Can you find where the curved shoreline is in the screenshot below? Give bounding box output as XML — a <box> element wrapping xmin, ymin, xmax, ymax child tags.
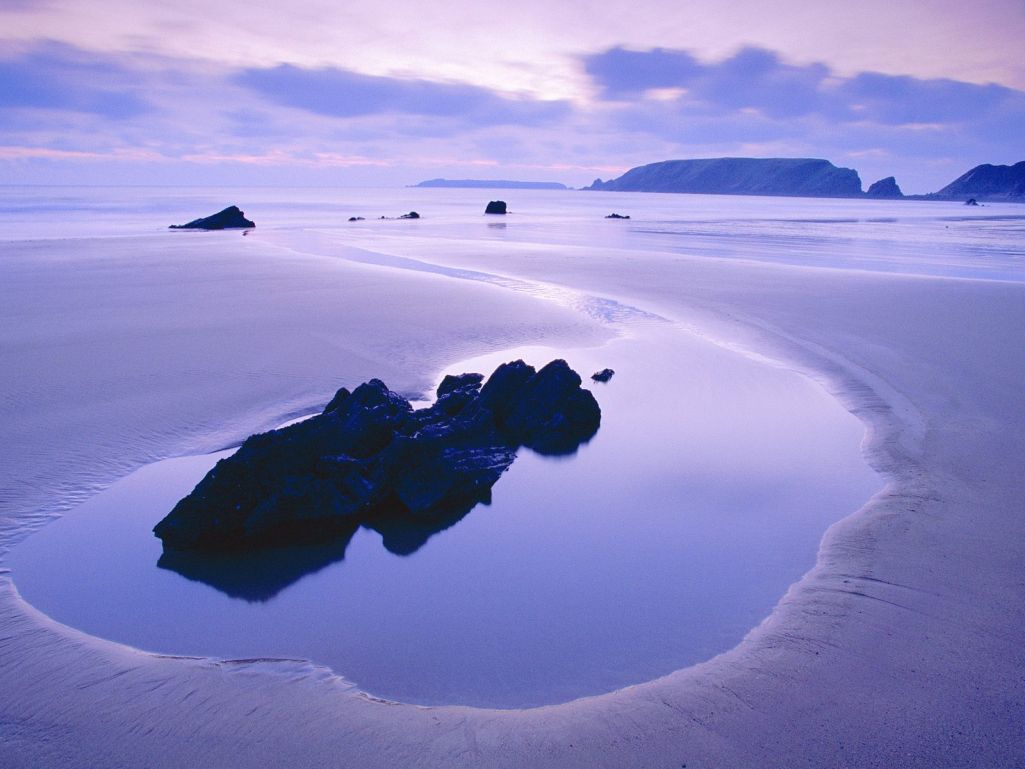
<box><xmin>6</xmin><ymin>281</ymin><xmax>880</xmax><ymax>710</ymax></box>
<box><xmin>1</xmin><ymin>210</ymin><xmax>1023</xmax><ymax>766</ymax></box>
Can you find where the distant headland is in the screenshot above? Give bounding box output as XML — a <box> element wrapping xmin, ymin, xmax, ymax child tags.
<box><xmin>929</xmin><ymin>161</ymin><xmax>1025</xmax><ymax>201</ymax></box>
<box><xmin>585</xmin><ymin>158</ymin><xmax>1025</xmax><ymax>202</ymax></box>
<box><xmin>412</xmin><ymin>179</ymin><xmax>569</xmax><ymax>190</ymax></box>
<box><xmin>586</xmin><ymin>158</ymin><xmax>862</xmax><ymax>198</ymax></box>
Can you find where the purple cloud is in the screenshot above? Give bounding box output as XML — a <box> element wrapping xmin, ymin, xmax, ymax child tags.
<box><xmin>235</xmin><ymin>64</ymin><xmax>569</xmax><ymax>126</ymax></box>
<box><xmin>0</xmin><ymin>42</ymin><xmax>150</xmax><ymax>118</ymax></box>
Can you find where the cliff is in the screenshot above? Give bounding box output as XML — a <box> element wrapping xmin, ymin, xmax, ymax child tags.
<box><xmin>585</xmin><ymin>158</ymin><xmax>863</xmax><ymax>198</ymax></box>
<box><xmin>933</xmin><ymin>161</ymin><xmax>1025</xmax><ymax>200</ymax></box>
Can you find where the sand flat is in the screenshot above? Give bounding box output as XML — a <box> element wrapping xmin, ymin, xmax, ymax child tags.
<box><xmin>1</xmin><ymin>195</ymin><xmax>1023</xmax><ymax>768</ymax></box>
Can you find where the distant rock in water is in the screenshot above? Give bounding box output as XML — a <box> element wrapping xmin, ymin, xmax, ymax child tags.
<box><xmin>605</xmin><ymin>213</ymin><xmax>630</xmax><ymax>219</ymax></box>
<box><xmin>965</xmin><ymin>198</ymin><xmax>980</xmax><ymax>206</ymax></box>
<box><xmin>591</xmin><ymin>368</ymin><xmax>614</xmax><ymax>382</ymax></box>
<box><xmin>866</xmin><ymin>177</ymin><xmax>903</xmax><ymax>198</ymax></box>
<box><xmin>399</xmin><ymin>211</ymin><xmax>420</xmax><ymax>219</ymax></box>
<box><xmin>348</xmin><ymin>216</ymin><xmax>365</xmax><ymax>222</ymax></box>
<box><xmin>585</xmin><ymin>158</ymin><xmax>863</xmax><ymax>198</ymax></box>
<box><xmin>413</xmin><ymin>179</ymin><xmax>568</xmax><ymax>190</ymax></box>
<box><xmin>153</xmin><ymin>360</ymin><xmax>601</xmax><ymax>552</ymax></box>
<box><xmin>934</xmin><ymin>161</ymin><xmax>1025</xmax><ymax>200</ymax></box>
<box><xmin>485</xmin><ymin>200</ymin><xmax>507</xmax><ymax>214</ymax></box>
<box><xmin>170</xmin><ymin>205</ymin><xmax>254</xmax><ymax>230</ymax></box>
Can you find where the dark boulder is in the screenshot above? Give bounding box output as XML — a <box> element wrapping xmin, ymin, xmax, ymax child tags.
<box><xmin>170</xmin><ymin>205</ymin><xmax>255</xmax><ymax>230</ymax></box>
<box><xmin>399</xmin><ymin>211</ymin><xmax>420</xmax><ymax>219</ymax></box>
<box><xmin>605</xmin><ymin>213</ymin><xmax>630</xmax><ymax>219</ymax></box>
<box><xmin>485</xmin><ymin>200</ymin><xmax>508</xmax><ymax>214</ymax></box>
<box><xmin>591</xmin><ymin>368</ymin><xmax>614</xmax><ymax>382</ymax></box>
<box><xmin>501</xmin><ymin>360</ymin><xmax>600</xmax><ymax>454</ymax></box>
<box><xmin>154</xmin><ymin>359</ymin><xmax>601</xmax><ymax>552</ymax></box>
<box><xmin>965</xmin><ymin>198</ymin><xmax>980</xmax><ymax>206</ymax></box>
<box><xmin>348</xmin><ymin>216</ymin><xmax>365</xmax><ymax>222</ymax></box>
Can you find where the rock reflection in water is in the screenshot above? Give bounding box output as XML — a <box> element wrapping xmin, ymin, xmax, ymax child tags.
<box><xmin>157</xmin><ymin>493</ymin><xmax>494</xmax><ymax>600</ymax></box>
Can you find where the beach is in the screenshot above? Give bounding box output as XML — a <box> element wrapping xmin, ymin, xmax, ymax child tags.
<box><xmin>1</xmin><ymin>188</ymin><xmax>1023</xmax><ymax>767</ymax></box>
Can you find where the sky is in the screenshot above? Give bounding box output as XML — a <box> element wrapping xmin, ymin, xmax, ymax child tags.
<box><xmin>1</xmin><ymin>0</ymin><xmax>1023</xmax><ymax>192</ymax></box>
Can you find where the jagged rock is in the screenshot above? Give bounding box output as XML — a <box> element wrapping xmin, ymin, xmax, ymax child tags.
<box><xmin>605</xmin><ymin>213</ymin><xmax>630</xmax><ymax>219</ymax></box>
<box><xmin>399</xmin><ymin>211</ymin><xmax>420</xmax><ymax>219</ymax></box>
<box><xmin>485</xmin><ymin>200</ymin><xmax>507</xmax><ymax>214</ymax></box>
<box><xmin>153</xmin><ymin>360</ymin><xmax>601</xmax><ymax>552</ymax></box>
<box><xmin>965</xmin><ymin>198</ymin><xmax>980</xmax><ymax>206</ymax></box>
<box><xmin>591</xmin><ymin>368</ymin><xmax>614</xmax><ymax>382</ymax></box>
<box><xmin>866</xmin><ymin>177</ymin><xmax>903</xmax><ymax>198</ymax></box>
<box><xmin>170</xmin><ymin>205</ymin><xmax>255</xmax><ymax>230</ymax></box>
<box><xmin>348</xmin><ymin>216</ymin><xmax>365</xmax><ymax>222</ymax></box>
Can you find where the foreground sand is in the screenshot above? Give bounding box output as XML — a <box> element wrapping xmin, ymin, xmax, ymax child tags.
<box><xmin>1</xmin><ymin>218</ymin><xmax>1023</xmax><ymax>767</ymax></box>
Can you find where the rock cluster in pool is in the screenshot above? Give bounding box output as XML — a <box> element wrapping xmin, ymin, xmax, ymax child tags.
<box><xmin>153</xmin><ymin>360</ymin><xmax>601</xmax><ymax>552</ymax></box>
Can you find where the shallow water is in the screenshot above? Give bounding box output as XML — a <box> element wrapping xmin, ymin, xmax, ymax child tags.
<box><xmin>10</xmin><ymin>325</ymin><xmax>879</xmax><ymax>708</ymax></box>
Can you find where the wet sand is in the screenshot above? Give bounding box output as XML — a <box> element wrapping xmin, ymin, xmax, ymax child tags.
<box><xmin>1</xmin><ymin>208</ymin><xmax>1023</xmax><ymax>768</ymax></box>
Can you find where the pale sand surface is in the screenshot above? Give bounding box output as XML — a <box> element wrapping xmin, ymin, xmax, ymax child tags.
<box><xmin>2</xmin><ymin>222</ymin><xmax>1024</xmax><ymax>767</ymax></box>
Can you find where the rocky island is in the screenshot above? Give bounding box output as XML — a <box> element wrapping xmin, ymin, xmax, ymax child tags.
<box><xmin>866</xmin><ymin>176</ymin><xmax>903</xmax><ymax>198</ymax></box>
<box><xmin>169</xmin><ymin>205</ymin><xmax>255</xmax><ymax>230</ymax></box>
<box><xmin>153</xmin><ymin>359</ymin><xmax>601</xmax><ymax>552</ymax></box>
<box><xmin>586</xmin><ymin>158</ymin><xmax>863</xmax><ymax>198</ymax></box>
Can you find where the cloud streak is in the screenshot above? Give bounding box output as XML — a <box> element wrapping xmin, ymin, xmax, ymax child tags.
<box><xmin>0</xmin><ymin>42</ymin><xmax>150</xmax><ymax>118</ymax></box>
<box><xmin>235</xmin><ymin>64</ymin><xmax>570</xmax><ymax>126</ymax></box>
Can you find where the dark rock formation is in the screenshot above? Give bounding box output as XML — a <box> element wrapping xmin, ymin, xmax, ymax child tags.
<box><xmin>605</xmin><ymin>213</ymin><xmax>630</xmax><ymax>219</ymax></box>
<box><xmin>866</xmin><ymin>177</ymin><xmax>903</xmax><ymax>198</ymax></box>
<box><xmin>584</xmin><ymin>158</ymin><xmax>863</xmax><ymax>198</ymax></box>
<box><xmin>170</xmin><ymin>205</ymin><xmax>255</xmax><ymax>230</ymax></box>
<box><xmin>413</xmin><ymin>179</ymin><xmax>567</xmax><ymax>190</ymax></box>
<box><xmin>399</xmin><ymin>211</ymin><xmax>420</xmax><ymax>219</ymax></box>
<box><xmin>348</xmin><ymin>216</ymin><xmax>365</xmax><ymax>222</ymax></box>
<box><xmin>485</xmin><ymin>200</ymin><xmax>507</xmax><ymax>214</ymax></box>
<box><xmin>934</xmin><ymin>161</ymin><xmax>1025</xmax><ymax>200</ymax></box>
<box><xmin>153</xmin><ymin>360</ymin><xmax>600</xmax><ymax>553</ymax></box>
<box><xmin>591</xmin><ymin>368</ymin><xmax>614</xmax><ymax>383</ymax></box>
<box><xmin>965</xmin><ymin>198</ymin><xmax>980</xmax><ymax>206</ymax></box>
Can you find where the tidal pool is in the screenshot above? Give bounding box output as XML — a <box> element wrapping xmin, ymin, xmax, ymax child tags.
<box><xmin>10</xmin><ymin>326</ymin><xmax>880</xmax><ymax>708</ymax></box>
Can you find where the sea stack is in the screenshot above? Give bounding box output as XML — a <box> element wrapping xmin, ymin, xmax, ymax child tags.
<box><xmin>866</xmin><ymin>177</ymin><xmax>903</xmax><ymax>198</ymax></box>
<box><xmin>170</xmin><ymin>206</ymin><xmax>255</xmax><ymax>230</ymax></box>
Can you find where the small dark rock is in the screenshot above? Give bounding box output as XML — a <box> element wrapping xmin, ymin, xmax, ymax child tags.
<box><xmin>965</xmin><ymin>198</ymin><xmax>979</xmax><ymax>206</ymax></box>
<box><xmin>605</xmin><ymin>213</ymin><xmax>630</xmax><ymax>219</ymax></box>
<box><xmin>170</xmin><ymin>205</ymin><xmax>255</xmax><ymax>230</ymax></box>
<box><xmin>485</xmin><ymin>200</ymin><xmax>508</xmax><ymax>214</ymax></box>
<box><xmin>591</xmin><ymin>368</ymin><xmax>615</xmax><ymax>382</ymax></box>
<box><xmin>399</xmin><ymin>211</ymin><xmax>420</xmax><ymax>219</ymax></box>
<box><xmin>348</xmin><ymin>216</ymin><xmax>365</xmax><ymax>222</ymax></box>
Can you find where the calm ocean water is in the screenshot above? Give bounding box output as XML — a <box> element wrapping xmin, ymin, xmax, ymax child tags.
<box><xmin>2</xmin><ymin>185</ymin><xmax>1022</xmax><ymax>280</ymax></box>
<box><xmin>4</xmin><ymin>186</ymin><xmax>1023</xmax><ymax>708</ymax></box>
